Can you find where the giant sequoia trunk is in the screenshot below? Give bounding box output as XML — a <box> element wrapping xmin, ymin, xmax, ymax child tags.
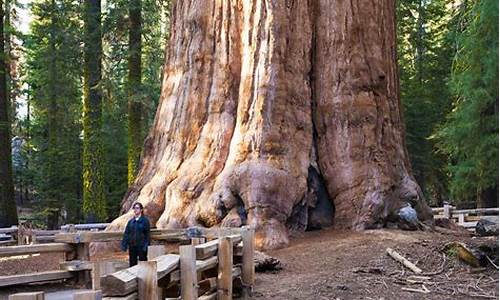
<box><xmin>106</xmin><ymin>0</ymin><xmax>433</xmax><ymax>250</ymax></box>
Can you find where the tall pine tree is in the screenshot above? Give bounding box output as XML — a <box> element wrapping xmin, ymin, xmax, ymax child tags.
<box><xmin>83</xmin><ymin>0</ymin><xmax>106</xmax><ymax>221</ymax></box>
<box><xmin>436</xmin><ymin>0</ymin><xmax>499</xmax><ymax>207</ymax></box>
<box><xmin>0</xmin><ymin>0</ymin><xmax>18</xmax><ymax>227</ymax></box>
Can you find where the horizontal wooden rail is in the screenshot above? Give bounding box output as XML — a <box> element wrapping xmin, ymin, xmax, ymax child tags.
<box><xmin>0</xmin><ymin>270</ymin><xmax>73</xmax><ymax>287</ymax></box>
<box><xmin>0</xmin><ymin>243</ymin><xmax>73</xmax><ymax>257</ymax></box>
<box><xmin>61</xmin><ymin>223</ymin><xmax>110</xmax><ymax>231</ymax></box>
<box><xmin>55</xmin><ymin>229</ymin><xmax>189</xmax><ymax>243</ymax></box>
<box><xmin>0</xmin><ymin>226</ymin><xmax>18</xmax><ymax>235</ymax></box>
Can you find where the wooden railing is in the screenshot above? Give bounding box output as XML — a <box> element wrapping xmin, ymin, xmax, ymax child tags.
<box><xmin>432</xmin><ymin>204</ymin><xmax>499</xmax><ymax>230</ymax></box>
<box><xmin>1</xmin><ymin>226</ymin><xmax>255</xmax><ymax>300</ymax></box>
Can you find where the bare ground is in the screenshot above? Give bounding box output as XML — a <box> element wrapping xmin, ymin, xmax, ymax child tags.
<box><xmin>253</xmin><ymin>228</ymin><xmax>498</xmax><ymax>300</ymax></box>
<box><xmin>0</xmin><ymin>228</ymin><xmax>498</xmax><ymax>299</ymax></box>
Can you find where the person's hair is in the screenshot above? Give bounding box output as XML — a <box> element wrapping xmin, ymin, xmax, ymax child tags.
<box><xmin>132</xmin><ymin>202</ymin><xmax>144</xmax><ymax>210</ymax></box>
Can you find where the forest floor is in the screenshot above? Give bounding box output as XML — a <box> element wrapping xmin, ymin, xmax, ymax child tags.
<box><xmin>253</xmin><ymin>228</ymin><xmax>498</xmax><ymax>300</ymax></box>
<box><xmin>0</xmin><ymin>227</ymin><xmax>498</xmax><ymax>299</ymax></box>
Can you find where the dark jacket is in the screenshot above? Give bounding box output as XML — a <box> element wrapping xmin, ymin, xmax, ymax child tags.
<box><xmin>121</xmin><ymin>215</ymin><xmax>150</xmax><ymax>252</ymax></box>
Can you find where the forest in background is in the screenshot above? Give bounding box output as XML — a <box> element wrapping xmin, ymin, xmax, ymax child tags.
<box><xmin>0</xmin><ymin>0</ymin><xmax>497</xmax><ymax>228</ymax></box>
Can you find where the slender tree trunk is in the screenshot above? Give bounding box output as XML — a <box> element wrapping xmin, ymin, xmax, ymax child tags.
<box><xmin>83</xmin><ymin>0</ymin><xmax>106</xmax><ymax>222</ymax></box>
<box><xmin>46</xmin><ymin>0</ymin><xmax>60</xmax><ymax>214</ymax></box>
<box><xmin>104</xmin><ymin>0</ymin><xmax>433</xmax><ymax>250</ymax></box>
<box><xmin>127</xmin><ymin>0</ymin><xmax>142</xmax><ymax>186</ymax></box>
<box><xmin>0</xmin><ymin>0</ymin><xmax>18</xmax><ymax>227</ymax></box>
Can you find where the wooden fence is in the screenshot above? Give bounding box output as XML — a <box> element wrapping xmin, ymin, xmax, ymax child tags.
<box><xmin>432</xmin><ymin>204</ymin><xmax>499</xmax><ymax>230</ymax></box>
<box><xmin>1</xmin><ymin>226</ymin><xmax>255</xmax><ymax>300</ymax></box>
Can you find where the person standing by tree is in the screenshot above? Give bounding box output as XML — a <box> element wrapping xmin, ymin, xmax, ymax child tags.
<box><xmin>121</xmin><ymin>202</ymin><xmax>150</xmax><ymax>266</ymax></box>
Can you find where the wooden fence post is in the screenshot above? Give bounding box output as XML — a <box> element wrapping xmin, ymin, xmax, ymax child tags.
<box><xmin>443</xmin><ymin>204</ymin><xmax>451</xmax><ymax>219</ymax></box>
<box><xmin>180</xmin><ymin>245</ymin><xmax>197</xmax><ymax>300</ymax></box>
<box><xmin>138</xmin><ymin>261</ymin><xmax>159</xmax><ymax>300</ymax></box>
<box><xmin>8</xmin><ymin>292</ymin><xmax>44</xmax><ymax>300</ymax></box>
<box><xmin>148</xmin><ymin>245</ymin><xmax>166</xmax><ymax>260</ymax></box>
<box><xmin>76</xmin><ymin>241</ymin><xmax>91</xmax><ymax>288</ymax></box>
<box><xmin>241</xmin><ymin>226</ymin><xmax>255</xmax><ymax>299</ymax></box>
<box><xmin>191</xmin><ymin>237</ymin><xmax>206</xmax><ymax>245</ymax></box>
<box><xmin>217</xmin><ymin>236</ymin><xmax>233</xmax><ymax>300</ymax></box>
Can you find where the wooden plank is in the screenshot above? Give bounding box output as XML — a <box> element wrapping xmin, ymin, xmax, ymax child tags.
<box><xmin>195</xmin><ymin>235</ymin><xmax>242</xmax><ymax>260</ymax></box>
<box><xmin>191</xmin><ymin>237</ymin><xmax>206</xmax><ymax>245</ymax></box>
<box><xmin>180</xmin><ymin>245</ymin><xmax>197</xmax><ymax>300</ymax></box>
<box><xmin>61</xmin><ymin>223</ymin><xmax>110</xmax><ymax>231</ymax></box>
<box><xmin>102</xmin><ymin>292</ymin><xmax>137</xmax><ymax>300</ymax></box>
<box><xmin>198</xmin><ymin>277</ymin><xmax>216</xmax><ymax>296</ymax></box>
<box><xmin>60</xmin><ymin>260</ymin><xmax>93</xmax><ymax>271</ymax></box>
<box><xmin>137</xmin><ymin>261</ymin><xmax>158</xmax><ymax>300</ymax></box>
<box><xmin>55</xmin><ymin>230</ymin><xmax>188</xmax><ymax>243</ymax></box>
<box><xmin>197</xmin><ymin>292</ymin><xmax>216</xmax><ymax>300</ymax></box>
<box><xmin>452</xmin><ymin>207</ymin><xmax>499</xmax><ymax>215</ymax></box>
<box><xmin>8</xmin><ymin>292</ymin><xmax>44</xmax><ymax>300</ymax></box>
<box><xmin>0</xmin><ymin>239</ymin><xmax>16</xmax><ymax>246</ymax></box>
<box><xmin>0</xmin><ymin>243</ymin><xmax>72</xmax><ymax>257</ymax></box>
<box><xmin>73</xmin><ymin>290</ymin><xmax>103</xmax><ymax>300</ymax></box>
<box><xmin>241</xmin><ymin>226</ymin><xmax>255</xmax><ymax>299</ymax></box>
<box><xmin>0</xmin><ymin>226</ymin><xmax>18</xmax><ymax>234</ymax></box>
<box><xmin>217</xmin><ymin>237</ymin><xmax>233</xmax><ymax>300</ymax></box>
<box><xmin>0</xmin><ymin>270</ymin><xmax>73</xmax><ymax>287</ymax></box>
<box><xmin>101</xmin><ymin>254</ymin><xmax>180</xmax><ymax>296</ymax></box>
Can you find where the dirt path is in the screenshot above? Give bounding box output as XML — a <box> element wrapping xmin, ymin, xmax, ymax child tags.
<box><xmin>253</xmin><ymin>229</ymin><xmax>498</xmax><ymax>300</ymax></box>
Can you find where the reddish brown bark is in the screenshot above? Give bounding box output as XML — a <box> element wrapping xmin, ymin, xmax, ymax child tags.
<box><xmin>105</xmin><ymin>0</ymin><xmax>433</xmax><ymax>250</ymax></box>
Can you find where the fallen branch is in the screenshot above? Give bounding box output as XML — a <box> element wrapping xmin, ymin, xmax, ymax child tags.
<box><xmin>386</xmin><ymin>248</ymin><xmax>422</xmax><ymax>274</ymax></box>
<box><xmin>485</xmin><ymin>256</ymin><xmax>498</xmax><ymax>270</ymax></box>
<box><xmin>401</xmin><ymin>284</ymin><xmax>430</xmax><ymax>294</ymax></box>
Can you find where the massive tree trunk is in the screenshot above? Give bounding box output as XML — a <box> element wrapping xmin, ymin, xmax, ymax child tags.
<box><xmin>106</xmin><ymin>0</ymin><xmax>433</xmax><ymax>250</ymax></box>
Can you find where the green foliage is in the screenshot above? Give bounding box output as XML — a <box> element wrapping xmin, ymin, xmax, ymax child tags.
<box><xmin>22</xmin><ymin>0</ymin><xmax>83</xmax><ymax>223</ymax></box>
<box><xmin>435</xmin><ymin>0</ymin><xmax>499</xmax><ymax>203</ymax></box>
<box><xmin>397</xmin><ymin>0</ymin><xmax>455</xmax><ymax>204</ymax></box>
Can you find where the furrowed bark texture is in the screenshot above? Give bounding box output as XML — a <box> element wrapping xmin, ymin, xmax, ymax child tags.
<box><xmin>105</xmin><ymin>0</ymin><xmax>433</xmax><ymax>250</ymax></box>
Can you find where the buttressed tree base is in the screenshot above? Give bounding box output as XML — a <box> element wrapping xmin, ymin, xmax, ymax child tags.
<box><xmin>106</xmin><ymin>0</ymin><xmax>433</xmax><ymax>250</ymax></box>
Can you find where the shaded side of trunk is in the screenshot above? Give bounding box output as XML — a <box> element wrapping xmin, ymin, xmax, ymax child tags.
<box><xmin>0</xmin><ymin>0</ymin><xmax>18</xmax><ymax>227</ymax></box>
<box><xmin>127</xmin><ymin>0</ymin><xmax>143</xmax><ymax>185</ymax></box>
<box><xmin>83</xmin><ymin>0</ymin><xmax>106</xmax><ymax>222</ymax></box>
<box><xmin>313</xmin><ymin>0</ymin><xmax>432</xmax><ymax>229</ymax></box>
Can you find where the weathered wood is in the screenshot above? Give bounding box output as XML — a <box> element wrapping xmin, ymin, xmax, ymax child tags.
<box><xmin>195</xmin><ymin>235</ymin><xmax>242</xmax><ymax>260</ymax></box>
<box><xmin>180</xmin><ymin>245</ymin><xmax>197</xmax><ymax>300</ymax></box>
<box><xmin>0</xmin><ymin>226</ymin><xmax>18</xmax><ymax>234</ymax></box>
<box><xmin>61</xmin><ymin>223</ymin><xmax>110</xmax><ymax>231</ymax></box>
<box><xmin>198</xmin><ymin>277</ymin><xmax>217</xmax><ymax>296</ymax></box>
<box><xmin>0</xmin><ymin>270</ymin><xmax>73</xmax><ymax>287</ymax></box>
<box><xmin>55</xmin><ymin>230</ymin><xmax>188</xmax><ymax>243</ymax></box>
<box><xmin>0</xmin><ymin>243</ymin><xmax>72</xmax><ymax>257</ymax></box>
<box><xmin>102</xmin><ymin>292</ymin><xmax>137</xmax><ymax>300</ymax></box>
<box><xmin>191</xmin><ymin>237</ymin><xmax>206</xmax><ymax>245</ymax></box>
<box><xmin>60</xmin><ymin>260</ymin><xmax>93</xmax><ymax>271</ymax></box>
<box><xmin>137</xmin><ymin>261</ymin><xmax>158</xmax><ymax>300</ymax></box>
<box><xmin>443</xmin><ymin>204</ymin><xmax>452</xmax><ymax>219</ymax></box>
<box><xmin>101</xmin><ymin>254</ymin><xmax>179</xmax><ymax>296</ymax></box>
<box><xmin>198</xmin><ymin>292</ymin><xmax>216</xmax><ymax>300</ymax></box>
<box><xmin>73</xmin><ymin>290</ymin><xmax>103</xmax><ymax>300</ymax></box>
<box><xmin>386</xmin><ymin>248</ymin><xmax>422</xmax><ymax>274</ymax></box>
<box><xmin>241</xmin><ymin>226</ymin><xmax>255</xmax><ymax>299</ymax></box>
<box><xmin>0</xmin><ymin>239</ymin><xmax>16</xmax><ymax>246</ymax></box>
<box><xmin>147</xmin><ymin>245</ymin><xmax>166</xmax><ymax>260</ymax></box>
<box><xmin>8</xmin><ymin>292</ymin><xmax>44</xmax><ymax>300</ymax></box>
<box><xmin>217</xmin><ymin>237</ymin><xmax>233</xmax><ymax>300</ymax></box>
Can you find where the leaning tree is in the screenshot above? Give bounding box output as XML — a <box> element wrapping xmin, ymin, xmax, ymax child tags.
<box><xmin>105</xmin><ymin>0</ymin><xmax>433</xmax><ymax>250</ymax></box>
